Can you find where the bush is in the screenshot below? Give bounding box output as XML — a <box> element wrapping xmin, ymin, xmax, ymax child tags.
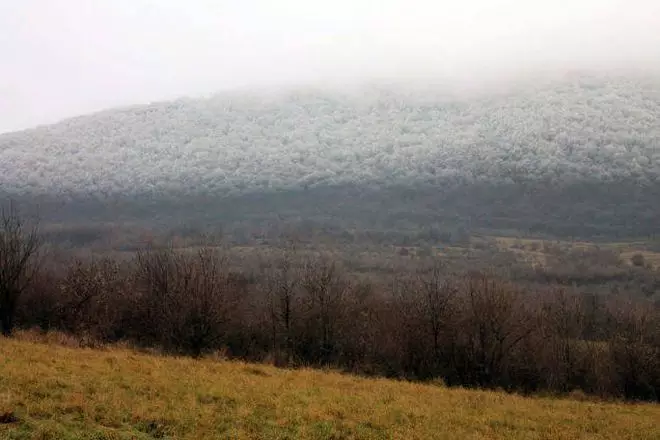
<box><xmin>631</xmin><ymin>253</ymin><xmax>646</xmax><ymax>267</ymax></box>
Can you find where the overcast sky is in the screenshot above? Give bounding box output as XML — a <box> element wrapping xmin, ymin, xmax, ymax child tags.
<box><xmin>1</xmin><ymin>0</ymin><xmax>659</xmax><ymax>132</ymax></box>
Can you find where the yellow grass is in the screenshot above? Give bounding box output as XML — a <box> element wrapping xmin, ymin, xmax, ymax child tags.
<box><xmin>489</xmin><ymin>236</ymin><xmax>660</xmax><ymax>269</ymax></box>
<box><xmin>1</xmin><ymin>335</ymin><xmax>659</xmax><ymax>440</ymax></box>
<box><xmin>620</xmin><ymin>250</ymin><xmax>660</xmax><ymax>269</ymax></box>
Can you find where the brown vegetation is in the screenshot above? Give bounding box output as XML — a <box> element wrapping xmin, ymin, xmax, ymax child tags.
<box><xmin>9</xmin><ymin>242</ymin><xmax>658</xmax><ymax>403</ymax></box>
<box><xmin>3</xmin><ymin>204</ymin><xmax>660</xmax><ymax>402</ymax></box>
<box><xmin>0</xmin><ymin>202</ymin><xmax>41</xmax><ymax>335</ymax></box>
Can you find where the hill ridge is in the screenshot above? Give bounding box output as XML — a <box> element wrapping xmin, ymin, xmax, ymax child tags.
<box><xmin>1</xmin><ymin>75</ymin><xmax>659</xmax><ymax>197</ymax></box>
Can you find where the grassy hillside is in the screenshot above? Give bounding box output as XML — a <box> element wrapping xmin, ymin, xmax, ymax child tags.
<box><xmin>1</xmin><ymin>335</ymin><xmax>659</xmax><ymax>440</ymax></box>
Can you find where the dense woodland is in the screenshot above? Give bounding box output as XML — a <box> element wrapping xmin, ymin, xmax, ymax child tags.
<box><xmin>2</xmin><ymin>74</ymin><xmax>660</xmax><ymax>240</ymax></box>
<box><xmin>3</xmin><ymin>75</ymin><xmax>660</xmax><ymax>196</ymax></box>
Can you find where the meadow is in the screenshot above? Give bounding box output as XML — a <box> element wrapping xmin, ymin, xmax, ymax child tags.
<box><xmin>1</xmin><ymin>333</ymin><xmax>659</xmax><ymax>440</ymax></box>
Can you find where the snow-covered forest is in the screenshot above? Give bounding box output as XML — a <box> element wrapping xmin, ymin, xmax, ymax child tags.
<box><xmin>1</xmin><ymin>74</ymin><xmax>659</xmax><ymax>197</ymax></box>
<box><xmin>1</xmin><ymin>74</ymin><xmax>659</xmax><ymax>239</ymax></box>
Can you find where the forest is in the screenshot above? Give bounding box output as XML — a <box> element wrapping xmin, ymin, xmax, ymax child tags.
<box><xmin>2</xmin><ymin>74</ymin><xmax>660</xmax><ymax>241</ymax></box>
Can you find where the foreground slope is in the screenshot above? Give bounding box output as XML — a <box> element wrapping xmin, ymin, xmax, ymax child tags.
<box><xmin>1</xmin><ymin>336</ymin><xmax>659</xmax><ymax>440</ymax></box>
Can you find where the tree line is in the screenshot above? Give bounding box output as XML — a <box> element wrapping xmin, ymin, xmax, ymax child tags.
<box><xmin>1</xmin><ymin>204</ymin><xmax>659</xmax><ymax>402</ymax></box>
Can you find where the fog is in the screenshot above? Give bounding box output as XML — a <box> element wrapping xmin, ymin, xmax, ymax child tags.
<box><xmin>1</xmin><ymin>0</ymin><xmax>659</xmax><ymax>132</ymax></box>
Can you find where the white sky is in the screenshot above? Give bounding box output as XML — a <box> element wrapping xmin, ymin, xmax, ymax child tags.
<box><xmin>1</xmin><ymin>0</ymin><xmax>660</xmax><ymax>132</ymax></box>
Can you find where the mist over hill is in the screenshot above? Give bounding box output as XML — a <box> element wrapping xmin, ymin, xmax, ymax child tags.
<box><xmin>1</xmin><ymin>73</ymin><xmax>659</xmax><ymax>239</ymax></box>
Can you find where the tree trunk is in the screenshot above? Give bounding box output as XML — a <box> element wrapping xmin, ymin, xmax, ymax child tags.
<box><xmin>0</xmin><ymin>308</ymin><xmax>13</xmax><ymax>336</ymax></box>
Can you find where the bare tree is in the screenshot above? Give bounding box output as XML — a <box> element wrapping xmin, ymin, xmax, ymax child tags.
<box><xmin>132</xmin><ymin>245</ymin><xmax>181</xmax><ymax>345</ymax></box>
<box><xmin>133</xmin><ymin>245</ymin><xmax>243</xmax><ymax>356</ymax></box>
<box><xmin>607</xmin><ymin>297</ymin><xmax>660</xmax><ymax>400</ymax></box>
<box><xmin>0</xmin><ymin>202</ymin><xmax>41</xmax><ymax>336</ymax></box>
<box><xmin>300</xmin><ymin>255</ymin><xmax>349</xmax><ymax>364</ymax></box>
<box><xmin>58</xmin><ymin>257</ymin><xmax>125</xmax><ymax>338</ymax></box>
<box><xmin>264</xmin><ymin>244</ymin><xmax>300</xmax><ymax>365</ymax></box>
<box><xmin>540</xmin><ymin>289</ymin><xmax>586</xmax><ymax>391</ymax></box>
<box><xmin>461</xmin><ymin>274</ymin><xmax>534</xmax><ymax>388</ymax></box>
<box><xmin>391</xmin><ymin>260</ymin><xmax>457</xmax><ymax>379</ymax></box>
<box><xmin>416</xmin><ymin>261</ymin><xmax>456</xmax><ymax>367</ymax></box>
<box><xmin>175</xmin><ymin>247</ymin><xmax>243</xmax><ymax>358</ymax></box>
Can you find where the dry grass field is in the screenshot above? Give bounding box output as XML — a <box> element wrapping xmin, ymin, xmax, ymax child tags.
<box><xmin>1</xmin><ymin>333</ymin><xmax>659</xmax><ymax>440</ymax></box>
<box><xmin>490</xmin><ymin>236</ymin><xmax>660</xmax><ymax>269</ymax></box>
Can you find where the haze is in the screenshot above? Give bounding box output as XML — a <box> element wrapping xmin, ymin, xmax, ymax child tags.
<box><xmin>1</xmin><ymin>0</ymin><xmax>659</xmax><ymax>133</ymax></box>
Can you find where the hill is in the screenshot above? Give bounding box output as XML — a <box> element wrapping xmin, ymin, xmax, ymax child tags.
<box><xmin>2</xmin><ymin>73</ymin><xmax>660</xmax><ymax>239</ymax></box>
<box><xmin>1</xmin><ymin>334</ymin><xmax>659</xmax><ymax>440</ymax></box>
<box><xmin>2</xmin><ymin>74</ymin><xmax>659</xmax><ymax>196</ymax></box>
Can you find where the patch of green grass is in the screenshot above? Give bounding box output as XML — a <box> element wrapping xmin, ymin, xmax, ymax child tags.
<box><xmin>1</xmin><ymin>335</ymin><xmax>659</xmax><ymax>439</ymax></box>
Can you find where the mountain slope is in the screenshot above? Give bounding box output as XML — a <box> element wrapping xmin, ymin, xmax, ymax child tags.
<box><xmin>1</xmin><ymin>74</ymin><xmax>659</xmax><ymax>196</ymax></box>
<box><xmin>1</xmin><ymin>74</ymin><xmax>659</xmax><ymax>239</ymax></box>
